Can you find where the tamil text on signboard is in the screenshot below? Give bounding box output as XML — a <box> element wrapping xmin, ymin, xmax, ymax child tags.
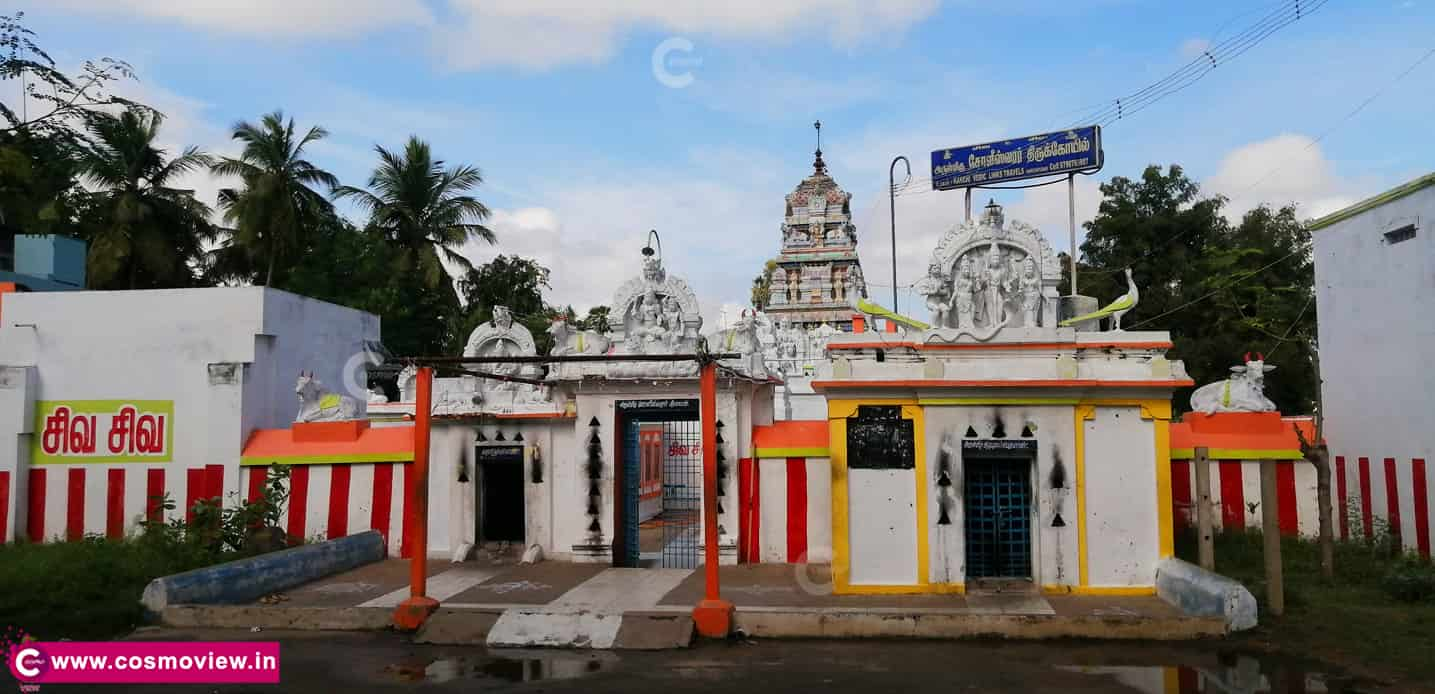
<box><xmin>931</xmin><ymin>126</ymin><xmax>1102</xmax><ymax>190</ymax></box>
<box><xmin>35</xmin><ymin>400</ymin><xmax>174</xmax><ymax>464</ymax></box>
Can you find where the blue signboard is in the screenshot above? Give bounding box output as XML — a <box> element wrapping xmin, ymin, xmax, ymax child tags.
<box><xmin>931</xmin><ymin>126</ymin><xmax>1103</xmax><ymax>190</ymax></box>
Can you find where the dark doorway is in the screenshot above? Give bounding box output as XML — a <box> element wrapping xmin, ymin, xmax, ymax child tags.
<box><xmin>614</xmin><ymin>399</ymin><xmax>700</xmax><ymax>568</ymax></box>
<box><xmin>964</xmin><ymin>457</ymin><xmax>1033</xmax><ymax>579</ymax></box>
<box><xmin>479</xmin><ymin>445</ymin><xmax>525</xmax><ymax>543</ymax></box>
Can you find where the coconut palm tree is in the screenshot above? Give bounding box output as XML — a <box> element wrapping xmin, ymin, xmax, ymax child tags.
<box><xmin>211</xmin><ymin>111</ymin><xmax>337</xmax><ymax>286</ymax></box>
<box><xmin>334</xmin><ymin>136</ymin><xmax>494</xmax><ymax>288</ymax></box>
<box><xmin>74</xmin><ymin>108</ymin><xmax>215</xmax><ymax>289</ymax></box>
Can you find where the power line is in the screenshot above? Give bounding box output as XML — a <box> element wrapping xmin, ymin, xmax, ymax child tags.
<box><xmin>1125</xmin><ymin>245</ymin><xmax>1306</xmax><ymax>330</ymax></box>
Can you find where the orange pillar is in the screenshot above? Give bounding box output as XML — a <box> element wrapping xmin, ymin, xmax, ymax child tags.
<box><xmin>693</xmin><ymin>361</ymin><xmax>735</xmax><ymax>637</ymax></box>
<box><xmin>393</xmin><ymin>366</ymin><xmax>439</xmax><ymax>630</ymax></box>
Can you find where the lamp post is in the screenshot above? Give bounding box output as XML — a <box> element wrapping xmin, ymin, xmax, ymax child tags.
<box><xmin>888</xmin><ymin>156</ymin><xmax>911</xmax><ymax>313</ymax></box>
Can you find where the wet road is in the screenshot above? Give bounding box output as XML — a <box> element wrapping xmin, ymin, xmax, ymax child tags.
<box><xmin>31</xmin><ymin>628</ymin><xmax>1382</xmax><ymax>693</ymax></box>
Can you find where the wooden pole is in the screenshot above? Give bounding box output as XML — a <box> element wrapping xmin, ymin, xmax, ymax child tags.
<box><xmin>1194</xmin><ymin>446</ymin><xmax>1215</xmax><ymax>571</ymax></box>
<box><xmin>1260</xmin><ymin>459</ymin><xmax>1284</xmax><ymax>616</ymax></box>
<box><xmin>692</xmin><ymin>360</ymin><xmax>734</xmax><ymax>637</ymax></box>
<box><xmin>393</xmin><ymin>366</ymin><xmax>439</xmax><ymax>630</ymax></box>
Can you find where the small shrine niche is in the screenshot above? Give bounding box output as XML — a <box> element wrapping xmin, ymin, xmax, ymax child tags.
<box><xmin>915</xmin><ymin>200</ymin><xmax>1061</xmax><ymax>334</ymax></box>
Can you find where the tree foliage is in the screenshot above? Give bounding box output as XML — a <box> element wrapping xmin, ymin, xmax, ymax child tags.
<box><xmin>750</xmin><ymin>258</ymin><xmax>777</xmax><ymax>309</ymax></box>
<box><xmin>1074</xmin><ymin>165</ymin><xmax>1317</xmax><ymax>414</ymax></box>
<box><xmin>451</xmin><ymin>254</ymin><xmax>555</xmax><ymax>354</ymax></box>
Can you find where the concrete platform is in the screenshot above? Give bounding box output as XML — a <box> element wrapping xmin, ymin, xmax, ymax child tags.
<box><xmin>158</xmin><ymin>558</ymin><xmax>1226</xmax><ymax>647</ymax></box>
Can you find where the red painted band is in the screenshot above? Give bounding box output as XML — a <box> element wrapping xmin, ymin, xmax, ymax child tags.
<box><xmin>287</xmin><ymin>465</ymin><xmax>310</xmax><ymax>545</ymax></box>
<box><xmin>786</xmin><ymin>457</ymin><xmax>808</xmax><ymax>563</ymax></box>
<box><xmin>247</xmin><ymin>465</ymin><xmax>267</xmax><ymax>504</ymax></box>
<box><xmin>185</xmin><ymin>468</ymin><xmax>204</xmax><ymax>524</ymax></box>
<box><xmin>328</xmin><ymin>464</ymin><xmax>351</xmax><ymax>540</ymax></box>
<box><xmin>372</xmin><ymin>463</ymin><xmax>395</xmax><ymax>551</ymax></box>
<box><xmin>205</xmin><ymin>464</ymin><xmax>224</xmax><ymax>505</ymax></box>
<box><xmin>0</xmin><ymin>470</ymin><xmax>10</xmax><ymax>542</ymax></box>
<box><xmin>145</xmin><ymin>469</ymin><xmax>165</xmax><ymax>524</ymax></box>
<box><xmin>1412</xmin><ymin>458</ymin><xmax>1429</xmax><ymax>559</ymax></box>
<box><xmin>66</xmin><ymin>468</ymin><xmax>85</xmax><ymax>542</ymax></box>
<box><xmin>1358</xmin><ymin>457</ymin><xmax>1373</xmax><ymax>538</ymax></box>
<box><xmin>1277</xmin><ymin>462</ymin><xmax>1297</xmax><ymax>536</ymax></box>
<box><xmin>27</xmin><ymin>469</ymin><xmax>46</xmax><ymax>542</ymax></box>
<box><xmin>1218</xmin><ymin>461</ymin><xmax>1244</xmax><ymax>531</ymax></box>
<box><xmin>400</xmin><ymin>461</ymin><xmax>414</xmax><ymax>558</ymax></box>
<box><xmin>1335</xmin><ymin>456</ymin><xmax>1348</xmax><ymax>540</ymax></box>
<box><xmin>1171</xmin><ymin>460</ymin><xmax>1192</xmax><ymax>529</ymax></box>
<box><xmin>106</xmin><ymin>468</ymin><xmax>125</xmax><ymax>539</ymax></box>
<box><xmin>737</xmin><ymin>457</ymin><xmax>756</xmax><ymax>563</ymax></box>
<box><xmin>1384</xmin><ymin>458</ymin><xmax>1402</xmax><ymax>546</ymax></box>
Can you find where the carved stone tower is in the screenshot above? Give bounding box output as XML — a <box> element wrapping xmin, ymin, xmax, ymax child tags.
<box><xmin>763</xmin><ymin>122</ymin><xmax>867</xmax><ymax>331</ymax></box>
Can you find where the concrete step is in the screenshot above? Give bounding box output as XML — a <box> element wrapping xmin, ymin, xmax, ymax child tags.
<box><xmin>485</xmin><ymin>608</ymin><xmax>693</xmax><ymax>649</ymax></box>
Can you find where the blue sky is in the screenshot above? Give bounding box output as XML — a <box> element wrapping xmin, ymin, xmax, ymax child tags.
<box><xmin>12</xmin><ymin>1</ymin><xmax>1434</xmax><ymax>324</ymax></box>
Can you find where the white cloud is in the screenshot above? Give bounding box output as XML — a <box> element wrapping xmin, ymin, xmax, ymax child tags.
<box><xmin>50</xmin><ymin>0</ymin><xmax>434</xmax><ymax>38</ymax></box>
<box><xmin>436</xmin><ymin>0</ymin><xmax>939</xmax><ymax>70</ymax></box>
<box><xmin>1204</xmin><ymin>134</ymin><xmax>1361</xmax><ymax>221</ymax></box>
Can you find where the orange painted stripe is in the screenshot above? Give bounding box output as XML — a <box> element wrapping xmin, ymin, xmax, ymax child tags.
<box><xmin>287</xmin><ymin>466</ymin><xmax>310</xmax><ymax>545</ymax></box>
<box><xmin>753</xmin><ymin>420</ymin><xmax>829</xmax><ymax>450</ymax></box>
<box><xmin>27</xmin><ymin>469</ymin><xmax>45</xmax><ymax>542</ymax></box>
<box><xmin>829</xmin><ymin>340</ymin><xmax>1174</xmax><ymax>352</ymax></box>
<box><xmin>0</xmin><ymin>471</ymin><xmax>9</xmax><ymax>541</ymax></box>
<box><xmin>106</xmin><ymin>468</ymin><xmax>125</xmax><ymax>539</ymax></box>
<box><xmin>66</xmin><ymin>468</ymin><xmax>85</xmax><ymax>541</ymax></box>
<box><xmin>328</xmin><ymin>464</ymin><xmax>351</xmax><ymax>539</ymax></box>
<box><xmin>371</xmin><ymin>463</ymin><xmax>395</xmax><ymax>550</ymax></box>
<box><xmin>812</xmin><ymin>378</ymin><xmax>1193</xmax><ymax>389</ymax></box>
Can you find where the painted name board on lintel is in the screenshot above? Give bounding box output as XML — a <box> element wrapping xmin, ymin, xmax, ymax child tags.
<box><xmin>34</xmin><ymin>400</ymin><xmax>174</xmax><ymax>464</ymax></box>
<box><xmin>961</xmin><ymin>439</ymin><xmax>1038</xmax><ymax>458</ymax></box>
<box><xmin>931</xmin><ymin>125</ymin><xmax>1103</xmax><ymax>190</ymax></box>
<box><xmin>615</xmin><ymin>398</ymin><xmax>699</xmax><ymax>415</ymax></box>
<box><xmin>476</xmin><ymin>445</ymin><xmax>524</xmax><ymax>464</ymax></box>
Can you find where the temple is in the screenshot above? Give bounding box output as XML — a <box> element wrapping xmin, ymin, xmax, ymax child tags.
<box><xmin>763</xmin><ymin>123</ymin><xmax>868</xmax><ymax>332</ymax></box>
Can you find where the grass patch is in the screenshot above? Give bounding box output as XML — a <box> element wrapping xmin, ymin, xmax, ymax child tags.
<box><xmin>1177</xmin><ymin>528</ymin><xmax>1435</xmax><ymax>684</ymax></box>
<box><xmin>0</xmin><ymin>466</ymin><xmax>295</xmax><ymax>640</ymax></box>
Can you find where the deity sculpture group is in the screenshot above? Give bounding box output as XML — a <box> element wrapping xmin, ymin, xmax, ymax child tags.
<box><xmin>916</xmin><ymin>202</ymin><xmax>1057</xmax><ymax>335</ymax></box>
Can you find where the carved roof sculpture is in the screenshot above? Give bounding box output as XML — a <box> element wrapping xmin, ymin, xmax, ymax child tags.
<box><xmin>914</xmin><ymin>200</ymin><xmax>1061</xmax><ymax>342</ymax></box>
<box><xmin>391</xmin><ymin>305</ymin><xmax>558</xmax><ymax>416</ymax></box>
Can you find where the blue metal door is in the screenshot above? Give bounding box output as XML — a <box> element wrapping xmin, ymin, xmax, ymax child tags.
<box><xmin>620</xmin><ymin>420</ymin><xmax>641</xmax><ymax>567</ymax></box>
<box><xmin>964</xmin><ymin>458</ymin><xmax>1032</xmax><ymax>578</ymax></box>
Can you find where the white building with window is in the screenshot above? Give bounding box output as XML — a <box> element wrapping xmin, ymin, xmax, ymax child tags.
<box><xmin>1310</xmin><ymin>172</ymin><xmax>1435</xmax><ymax>554</ymax></box>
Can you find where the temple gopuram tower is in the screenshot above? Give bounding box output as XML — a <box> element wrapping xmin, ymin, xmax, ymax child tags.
<box><xmin>765</xmin><ymin>122</ymin><xmax>867</xmax><ymax>331</ymax></box>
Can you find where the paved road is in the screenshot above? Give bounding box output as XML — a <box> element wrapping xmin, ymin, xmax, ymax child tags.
<box><xmin>29</xmin><ymin>628</ymin><xmax>1374</xmax><ymax>693</ymax></box>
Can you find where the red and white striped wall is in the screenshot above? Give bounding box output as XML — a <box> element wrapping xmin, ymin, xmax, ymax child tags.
<box><xmin>19</xmin><ymin>463</ymin><xmax>415</xmax><ymax>557</ymax></box>
<box><xmin>1170</xmin><ymin>456</ymin><xmax>1433</xmax><ymax>559</ymax></box>
<box><xmin>738</xmin><ymin>456</ymin><xmax>833</xmax><ymax>564</ymax></box>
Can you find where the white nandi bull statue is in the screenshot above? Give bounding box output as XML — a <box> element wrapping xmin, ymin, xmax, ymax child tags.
<box><xmin>548</xmin><ymin>317</ymin><xmax>611</xmax><ymax>356</ymax></box>
<box><xmin>295</xmin><ymin>371</ymin><xmax>361</xmax><ymax>422</ymax></box>
<box><xmin>1189</xmin><ymin>352</ymin><xmax>1278</xmax><ymax>414</ymax></box>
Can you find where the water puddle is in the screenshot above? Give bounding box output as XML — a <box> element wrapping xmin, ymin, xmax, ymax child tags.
<box><xmin>382</xmin><ymin>650</ymin><xmax>610</xmax><ymax>684</ymax></box>
<box><xmin>1061</xmin><ymin>656</ymin><xmax>1374</xmax><ymax>693</ymax></box>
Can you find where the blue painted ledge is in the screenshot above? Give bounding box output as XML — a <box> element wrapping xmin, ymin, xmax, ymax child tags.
<box><xmin>142</xmin><ymin>531</ymin><xmax>385</xmax><ymax>614</ymax></box>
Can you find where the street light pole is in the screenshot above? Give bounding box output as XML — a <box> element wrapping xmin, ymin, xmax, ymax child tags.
<box><xmin>889</xmin><ymin>156</ymin><xmax>911</xmax><ymax>313</ymax></box>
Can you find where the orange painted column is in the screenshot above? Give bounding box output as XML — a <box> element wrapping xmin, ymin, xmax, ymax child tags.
<box><xmin>693</xmin><ymin>360</ymin><xmax>735</xmax><ymax>637</ymax></box>
<box><xmin>393</xmin><ymin>366</ymin><xmax>439</xmax><ymax>630</ymax></box>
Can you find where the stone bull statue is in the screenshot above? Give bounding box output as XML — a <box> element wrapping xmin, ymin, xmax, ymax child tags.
<box><xmin>548</xmin><ymin>318</ymin><xmax>611</xmax><ymax>356</ymax></box>
<box><xmin>295</xmin><ymin>371</ymin><xmax>361</xmax><ymax>422</ymax></box>
<box><xmin>1189</xmin><ymin>352</ymin><xmax>1277</xmax><ymax>414</ymax></box>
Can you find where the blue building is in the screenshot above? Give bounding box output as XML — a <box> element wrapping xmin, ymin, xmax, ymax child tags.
<box><xmin>0</xmin><ymin>234</ymin><xmax>86</xmax><ymax>291</ymax></box>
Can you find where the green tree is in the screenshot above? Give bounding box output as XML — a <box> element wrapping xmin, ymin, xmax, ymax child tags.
<box><xmin>1075</xmin><ymin>165</ymin><xmax>1316</xmax><ymax>413</ymax></box>
<box><xmin>751</xmin><ymin>258</ymin><xmax>777</xmax><ymax>309</ymax></box>
<box><xmin>451</xmin><ymin>255</ymin><xmax>554</xmax><ymax>354</ymax></box>
<box><xmin>577</xmin><ymin>305</ymin><xmax>611</xmax><ymax>333</ymax></box>
<box><xmin>334</xmin><ymin>136</ymin><xmax>494</xmax><ymax>289</ymax></box>
<box><xmin>73</xmin><ymin>109</ymin><xmax>214</xmax><ymax>289</ymax></box>
<box><xmin>211</xmin><ymin>111</ymin><xmax>338</xmax><ymax>286</ymax></box>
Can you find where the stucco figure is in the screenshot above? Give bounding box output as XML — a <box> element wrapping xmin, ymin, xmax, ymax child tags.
<box><xmin>295</xmin><ymin>371</ymin><xmax>360</xmax><ymax>422</ymax></box>
<box><xmin>918</xmin><ymin>201</ymin><xmax>1059</xmax><ymax>335</ymax></box>
<box><xmin>548</xmin><ymin>318</ymin><xmax>610</xmax><ymax>356</ymax></box>
<box><xmin>1190</xmin><ymin>353</ymin><xmax>1278</xmax><ymax>414</ymax></box>
<box><xmin>1020</xmin><ymin>257</ymin><xmax>1042</xmax><ymax>327</ymax></box>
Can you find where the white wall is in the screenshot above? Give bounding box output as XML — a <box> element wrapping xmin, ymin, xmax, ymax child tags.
<box><xmin>1314</xmin><ymin>185</ymin><xmax>1435</xmax><ymax>530</ymax></box>
<box><xmin>1083</xmin><ymin>406</ymin><xmax>1159</xmax><ymax>586</ymax></box>
<box><xmin>847</xmin><ymin>468</ymin><xmax>917</xmax><ymax>585</ymax></box>
<box><xmin>0</xmin><ymin>288</ymin><xmax>379</xmax><ymax>540</ymax></box>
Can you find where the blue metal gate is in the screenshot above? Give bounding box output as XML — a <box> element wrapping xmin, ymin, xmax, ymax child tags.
<box><xmin>964</xmin><ymin>458</ymin><xmax>1033</xmax><ymax>578</ymax></box>
<box><xmin>616</xmin><ymin>399</ymin><xmax>700</xmax><ymax>568</ymax></box>
<box><xmin>621</xmin><ymin>421</ymin><xmax>642</xmax><ymax>567</ymax></box>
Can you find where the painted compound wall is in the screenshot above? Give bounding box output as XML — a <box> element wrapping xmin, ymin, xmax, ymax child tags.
<box><xmin>1313</xmin><ymin>180</ymin><xmax>1435</xmax><ymax>556</ymax></box>
<box><xmin>0</xmin><ymin>288</ymin><xmax>379</xmax><ymax>542</ymax></box>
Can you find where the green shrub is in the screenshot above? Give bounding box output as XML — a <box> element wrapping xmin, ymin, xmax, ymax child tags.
<box><xmin>1382</xmin><ymin>562</ymin><xmax>1435</xmax><ymax>603</ymax></box>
